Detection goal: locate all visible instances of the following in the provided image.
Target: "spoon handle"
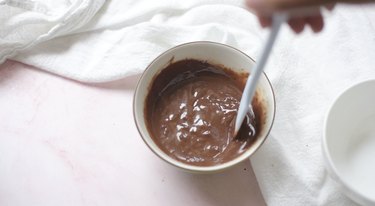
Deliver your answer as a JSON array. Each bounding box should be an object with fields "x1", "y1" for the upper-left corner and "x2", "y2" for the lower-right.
[{"x1": 234, "y1": 13, "x2": 287, "y2": 135}]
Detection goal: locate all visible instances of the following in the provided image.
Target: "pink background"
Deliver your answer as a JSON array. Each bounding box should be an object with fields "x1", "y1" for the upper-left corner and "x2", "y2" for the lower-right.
[{"x1": 0, "y1": 60, "x2": 265, "y2": 206}]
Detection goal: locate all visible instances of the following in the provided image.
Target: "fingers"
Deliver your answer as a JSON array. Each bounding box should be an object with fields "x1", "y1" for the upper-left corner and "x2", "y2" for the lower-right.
[
  {"x1": 286, "y1": 14, "x2": 324, "y2": 33},
  {"x1": 253, "y1": 9, "x2": 326, "y2": 33},
  {"x1": 246, "y1": 0, "x2": 334, "y2": 33},
  {"x1": 258, "y1": 16, "x2": 272, "y2": 28},
  {"x1": 306, "y1": 14, "x2": 324, "y2": 33},
  {"x1": 288, "y1": 18, "x2": 306, "y2": 33},
  {"x1": 325, "y1": 3, "x2": 335, "y2": 11}
]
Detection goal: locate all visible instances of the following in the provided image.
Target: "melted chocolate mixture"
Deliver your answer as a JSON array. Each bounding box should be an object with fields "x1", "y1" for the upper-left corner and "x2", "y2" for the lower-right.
[{"x1": 145, "y1": 59, "x2": 263, "y2": 166}]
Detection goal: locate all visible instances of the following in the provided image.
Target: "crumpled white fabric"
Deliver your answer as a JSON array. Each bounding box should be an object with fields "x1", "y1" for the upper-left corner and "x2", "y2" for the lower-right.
[
  {"x1": 2, "y1": 0, "x2": 375, "y2": 205},
  {"x1": 4, "y1": 0, "x2": 264, "y2": 82},
  {"x1": 251, "y1": 5, "x2": 375, "y2": 205},
  {"x1": 0, "y1": 0, "x2": 105, "y2": 65}
]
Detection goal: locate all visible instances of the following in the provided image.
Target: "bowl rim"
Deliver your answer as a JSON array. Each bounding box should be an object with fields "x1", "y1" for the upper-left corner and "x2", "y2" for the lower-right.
[
  {"x1": 323, "y1": 79, "x2": 375, "y2": 204},
  {"x1": 133, "y1": 41, "x2": 276, "y2": 173}
]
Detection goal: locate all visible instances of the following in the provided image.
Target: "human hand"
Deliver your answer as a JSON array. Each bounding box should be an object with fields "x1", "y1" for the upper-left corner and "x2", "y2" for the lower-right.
[{"x1": 246, "y1": 0, "x2": 373, "y2": 33}]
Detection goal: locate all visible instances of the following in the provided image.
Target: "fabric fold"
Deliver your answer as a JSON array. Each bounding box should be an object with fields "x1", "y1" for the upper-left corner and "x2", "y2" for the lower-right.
[{"x1": 0, "y1": 0, "x2": 105, "y2": 63}]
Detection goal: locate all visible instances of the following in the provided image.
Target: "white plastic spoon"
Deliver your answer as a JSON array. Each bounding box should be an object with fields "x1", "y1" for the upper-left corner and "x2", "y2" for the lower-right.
[{"x1": 234, "y1": 13, "x2": 287, "y2": 136}]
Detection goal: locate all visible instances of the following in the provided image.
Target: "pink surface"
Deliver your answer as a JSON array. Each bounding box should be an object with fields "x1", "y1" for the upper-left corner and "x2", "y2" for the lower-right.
[{"x1": 0, "y1": 60, "x2": 265, "y2": 206}]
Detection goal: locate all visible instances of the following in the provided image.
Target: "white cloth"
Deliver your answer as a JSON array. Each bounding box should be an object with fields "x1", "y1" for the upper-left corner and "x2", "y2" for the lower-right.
[
  {"x1": 2, "y1": 0, "x2": 262, "y2": 82},
  {"x1": 1, "y1": 1, "x2": 375, "y2": 205},
  {"x1": 0, "y1": 0, "x2": 105, "y2": 65},
  {"x1": 251, "y1": 5, "x2": 375, "y2": 205}
]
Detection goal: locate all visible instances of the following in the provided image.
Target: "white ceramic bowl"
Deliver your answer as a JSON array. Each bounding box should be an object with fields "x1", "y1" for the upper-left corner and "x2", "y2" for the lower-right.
[
  {"x1": 324, "y1": 79, "x2": 375, "y2": 205},
  {"x1": 133, "y1": 42, "x2": 275, "y2": 173}
]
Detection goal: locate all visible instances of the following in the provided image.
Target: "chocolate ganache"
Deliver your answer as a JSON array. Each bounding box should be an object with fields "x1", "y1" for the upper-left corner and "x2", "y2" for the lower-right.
[{"x1": 145, "y1": 59, "x2": 264, "y2": 166}]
